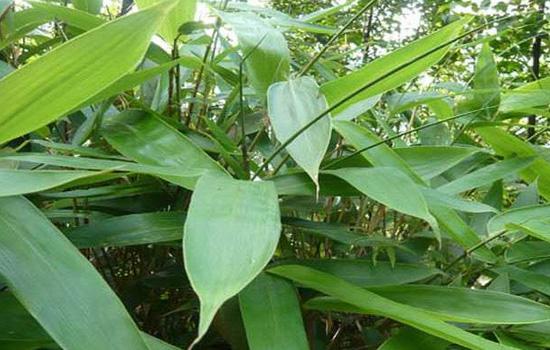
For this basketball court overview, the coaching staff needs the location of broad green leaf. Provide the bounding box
[219,11,290,94]
[495,331,541,350]
[325,167,439,237]
[475,126,550,200]
[320,19,467,116]
[500,76,550,113]
[495,266,550,296]
[269,265,512,350]
[31,1,105,30]
[0,293,55,349]
[508,322,550,348]
[306,285,550,324]
[388,92,453,120]
[101,110,227,189]
[422,188,498,213]
[135,0,197,43]
[333,120,423,183]
[510,219,550,244]
[379,328,450,350]
[72,0,102,14]
[0,292,182,350]
[268,77,331,187]
[66,212,185,248]
[437,157,535,194]
[291,259,441,287]
[430,205,498,263]
[0,1,173,145]
[0,169,99,196]
[505,241,550,263]
[239,273,308,350]
[183,174,281,345]
[488,205,550,234]
[0,153,206,184]
[473,43,500,118]
[0,196,149,349]
[394,146,480,181]
[270,172,359,196]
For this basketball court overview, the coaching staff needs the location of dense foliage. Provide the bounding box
[0,0,549,349]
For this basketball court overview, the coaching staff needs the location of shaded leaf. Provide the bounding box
[239,273,308,350]
[0,196,150,349]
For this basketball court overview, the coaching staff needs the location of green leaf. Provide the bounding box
[500,76,550,114]
[268,77,331,187]
[0,196,150,349]
[239,273,309,350]
[0,1,173,145]
[473,43,500,118]
[135,0,197,43]
[475,126,550,200]
[422,188,498,213]
[333,120,423,183]
[325,167,439,237]
[83,55,203,107]
[31,1,105,30]
[290,259,441,287]
[320,19,467,116]
[437,157,535,194]
[488,205,550,234]
[379,328,450,350]
[306,285,550,324]
[101,110,227,189]
[219,11,290,94]
[0,169,100,197]
[269,265,512,350]
[505,241,550,263]
[183,174,281,345]
[430,205,498,263]
[0,153,208,183]
[66,212,185,248]
[510,219,550,244]
[0,292,182,350]
[72,0,102,14]
[394,146,480,181]
[388,92,453,120]
[495,266,550,296]
[282,217,412,250]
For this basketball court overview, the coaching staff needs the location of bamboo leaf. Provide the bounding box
[239,273,308,350]
[0,169,99,197]
[268,76,331,187]
[306,285,550,324]
[394,146,480,181]
[379,328,449,350]
[325,167,439,238]
[488,205,550,234]
[269,265,512,350]
[0,1,174,144]
[437,157,535,194]
[320,19,467,117]
[0,196,150,349]
[333,120,423,183]
[101,110,228,189]
[219,11,290,94]
[66,212,185,248]
[135,0,196,43]
[288,259,441,287]
[183,174,281,345]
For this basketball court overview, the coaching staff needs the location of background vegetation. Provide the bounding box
[0,0,549,349]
